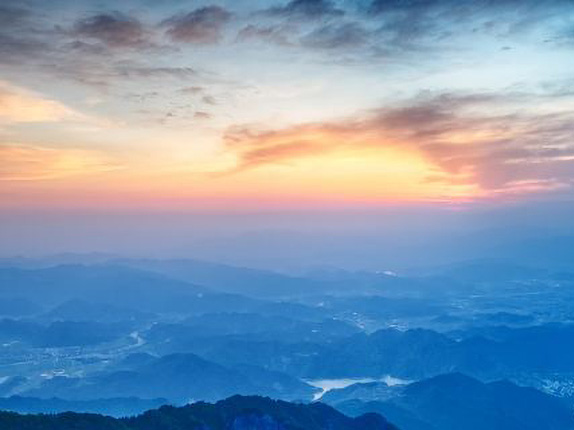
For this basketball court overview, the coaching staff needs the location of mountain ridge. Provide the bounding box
[0,395,398,430]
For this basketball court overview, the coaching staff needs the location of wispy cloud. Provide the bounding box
[236,24,294,46]
[300,22,369,50]
[0,81,81,123]
[261,0,345,20]
[0,144,119,181]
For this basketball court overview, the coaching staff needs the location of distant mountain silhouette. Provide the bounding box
[0,395,167,417]
[304,324,574,380]
[0,298,42,317]
[24,353,317,403]
[111,258,333,299]
[0,318,130,347]
[0,265,261,314]
[335,373,573,430]
[42,299,155,323]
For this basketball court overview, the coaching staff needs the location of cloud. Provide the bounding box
[194,111,211,119]
[262,0,344,20]
[232,0,574,62]
[368,0,442,14]
[0,33,49,64]
[0,6,205,93]
[0,144,118,181]
[236,24,293,46]
[236,19,370,53]
[0,82,81,124]
[0,5,54,64]
[367,0,552,15]
[44,59,200,89]
[180,86,205,95]
[113,66,198,79]
[73,12,150,48]
[164,6,232,44]
[222,91,574,197]
[0,4,30,27]
[366,0,572,48]
[300,22,370,49]
[202,95,217,105]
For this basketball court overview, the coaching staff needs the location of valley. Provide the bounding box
[0,256,573,429]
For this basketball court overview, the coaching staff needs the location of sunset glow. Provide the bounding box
[1,0,574,213]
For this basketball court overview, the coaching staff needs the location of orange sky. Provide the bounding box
[1,0,574,211]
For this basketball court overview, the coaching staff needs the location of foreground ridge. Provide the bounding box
[0,395,398,430]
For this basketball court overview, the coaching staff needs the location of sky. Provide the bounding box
[1,0,574,268]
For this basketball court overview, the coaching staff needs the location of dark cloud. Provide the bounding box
[73,12,150,48]
[2,0,570,74]
[300,22,369,49]
[164,6,232,44]
[262,0,345,20]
